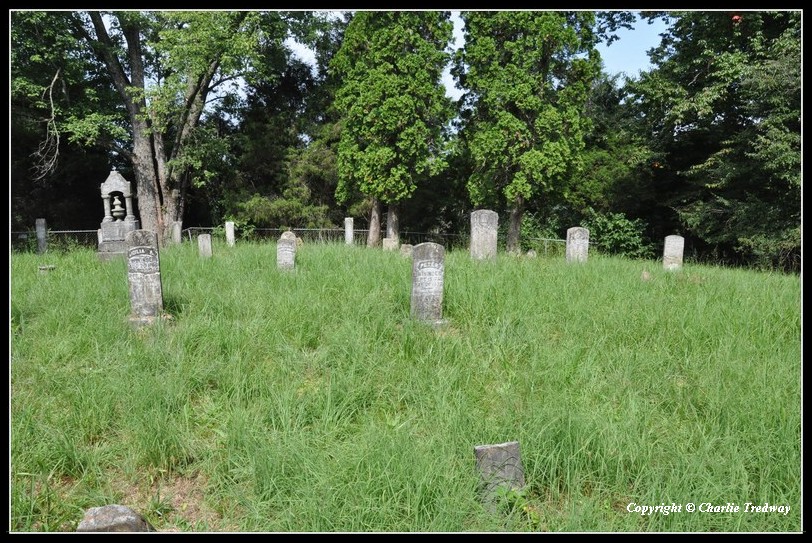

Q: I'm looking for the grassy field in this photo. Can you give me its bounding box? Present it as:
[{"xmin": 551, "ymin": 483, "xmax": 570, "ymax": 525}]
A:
[{"xmin": 9, "ymin": 241, "xmax": 801, "ymax": 532}]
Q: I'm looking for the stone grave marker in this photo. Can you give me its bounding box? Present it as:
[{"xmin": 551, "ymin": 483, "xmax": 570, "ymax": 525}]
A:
[
  {"xmin": 565, "ymin": 226, "xmax": 589, "ymax": 264},
  {"xmin": 198, "ymin": 233, "xmax": 212, "ymax": 258},
  {"xmin": 663, "ymin": 235, "xmax": 685, "ymax": 271},
  {"xmin": 126, "ymin": 230, "xmax": 164, "ymax": 327},
  {"xmin": 35, "ymin": 218, "xmax": 47, "ymax": 254},
  {"xmin": 277, "ymin": 230, "xmax": 297, "ymax": 270},
  {"xmin": 470, "ymin": 209, "xmax": 498, "ymax": 260},
  {"xmin": 474, "ymin": 441, "xmax": 526, "ymax": 514},
  {"xmin": 225, "ymin": 221, "xmax": 236, "ymax": 247},
  {"xmin": 345, "ymin": 217, "xmax": 354, "ymax": 245},
  {"xmin": 410, "ymin": 242, "xmax": 445, "ymax": 325},
  {"xmin": 77, "ymin": 505, "xmax": 155, "ymax": 532}
]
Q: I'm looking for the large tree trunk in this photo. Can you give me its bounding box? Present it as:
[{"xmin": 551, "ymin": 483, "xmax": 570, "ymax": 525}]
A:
[
  {"xmin": 506, "ymin": 194, "xmax": 524, "ymax": 254},
  {"xmin": 386, "ymin": 203, "xmax": 400, "ymax": 241},
  {"xmin": 367, "ymin": 198, "xmax": 382, "ymax": 247}
]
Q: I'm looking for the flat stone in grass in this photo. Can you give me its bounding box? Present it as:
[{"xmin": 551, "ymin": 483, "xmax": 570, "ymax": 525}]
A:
[
  {"xmin": 198, "ymin": 233, "xmax": 212, "ymax": 258},
  {"xmin": 410, "ymin": 242, "xmax": 445, "ymax": 325},
  {"xmin": 565, "ymin": 226, "xmax": 589, "ymax": 264},
  {"xmin": 470, "ymin": 209, "xmax": 498, "ymax": 260},
  {"xmin": 663, "ymin": 235, "xmax": 685, "ymax": 271},
  {"xmin": 277, "ymin": 230, "xmax": 297, "ymax": 270},
  {"xmin": 126, "ymin": 230, "xmax": 164, "ymax": 327},
  {"xmin": 76, "ymin": 504, "xmax": 155, "ymax": 532}
]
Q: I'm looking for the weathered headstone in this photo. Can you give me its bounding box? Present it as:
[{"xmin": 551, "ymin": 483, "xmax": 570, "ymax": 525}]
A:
[
  {"xmin": 526, "ymin": 249, "xmax": 537, "ymax": 258},
  {"xmin": 35, "ymin": 218, "xmax": 47, "ymax": 254},
  {"xmin": 77, "ymin": 505, "xmax": 155, "ymax": 532},
  {"xmin": 38, "ymin": 265, "xmax": 56, "ymax": 273},
  {"xmin": 344, "ymin": 217, "xmax": 354, "ymax": 245},
  {"xmin": 126, "ymin": 230, "xmax": 164, "ymax": 326},
  {"xmin": 225, "ymin": 221, "xmax": 236, "ymax": 247},
  {"xmin": 400, "ymin": 244, "xmax": 413, "ymax": 258},
  {"xmin": 198, "ymin": 233, "xmax": 212, "ymax": 258},
  {"xmin": 170, "ymin": 221, "xmax": 183, "ymax": 244},
  {"xmin": 277, "ymin": 231, "xmax": 297, "ymax": 270},
  {"xmin": 663, "ymin": 235, "xmax": 685, "ymax": 271},
  {"xmin": 470, "ymin": 209, "xmax": 498, "ymax": 260},
  {"xmin": 474, "ymin": 441, "xmax": 526, "ymax": 513},
  {"xmin": 98, "ymin": 170, "xmax": 140, "ymax": 261},
  {"xmin": 410, "ymin": 242, "xmax": 445, "ymax": 324},
  {"xmin": 565, "ymin": 226, "xmax": 589, "ymax": 264},
  {"xmin": 383, "ymin": 237, "xmax": 399, "ymax": 251}
]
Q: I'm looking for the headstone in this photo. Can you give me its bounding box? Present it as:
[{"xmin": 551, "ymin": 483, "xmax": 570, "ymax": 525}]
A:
[
  {"xmin": 410, "ymin": 242, "xmax": 445, "ymax": 324},
  {"xmin": 526, "ymin": 249, "xmax": 537, "ymax": 258},
  {"xmin": 198, "ymin": 234, "xmax": 212, "ymax": 258},
  {"xmin": 474, "ymin": 441, "xmax": 526, "ymax": 513},
  {"xmin": 98, "ymin": 170, "xmax": 140, "ymax": 261},
  {"xmin": 126, "ymin": 230, "xmax": 164, "ymax": 327},
  {"xmin": 76, "ymin": 504, "xmax": 155, "ymax": 532},
  {"xmin": 344, "ymin": 217, "xmax": 354, "ymax": 245},
  {"xmin": 663, "ymin": 235, "xmax": 685, "ymax": 271},
  {"xmin": 565, "ymin": 226, "xmax": 589, "ymax": 264},
  {"xmin": 225, "ymin": 221, "xmax": 236, "ymax": 247},
  {"xmin": 470, "ymin": 209, "xmax": 498, "ymax": 260},
  {"xmin": 277, "ymin": 231, "xmax": 297, "ymax": 270},
  {"xmin": 35, "ymin": 218, "xmax": 47, "ymax": 254},
  {"xmin": 38, "ymin": 265, "xmax": 56, "ymax": 273},
  {"xmin": 170, "ymin": 221, "xmax": 183, "ymax": 244},
  {"xmin": 383, "ymin": 237, "xmax": 399, "ymax": 251},
  {"xmin": 400, "ymin": 244, "xmax": 413, "ymax": 258}
]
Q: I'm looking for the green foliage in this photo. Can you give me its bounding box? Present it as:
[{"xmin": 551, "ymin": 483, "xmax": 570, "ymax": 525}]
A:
[
  {"xmin": 332, "ymin": 11, "xmax": 454, "ymax": 206},
  {"xmin": 629, "ymin": 11, "xmax": 801, "ymax": 271},
  {"xmin": 582, "ymin": 208, "xmax": 654, "ymax": 259},
  {"xmin": 454, "ymin": 11, "xmax": 602, "ymax": 250}
]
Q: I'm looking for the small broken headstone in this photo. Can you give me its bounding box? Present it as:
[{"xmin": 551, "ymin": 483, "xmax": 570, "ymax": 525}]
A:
[{"xmin": 474, "ymin": 441, "xmax": 526, "ymax": 513}]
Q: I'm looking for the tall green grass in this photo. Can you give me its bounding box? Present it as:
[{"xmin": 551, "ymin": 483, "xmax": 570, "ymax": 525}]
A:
[{"xmin": 10, "ymin": 242, "xmax": 801, "ymax": 532}]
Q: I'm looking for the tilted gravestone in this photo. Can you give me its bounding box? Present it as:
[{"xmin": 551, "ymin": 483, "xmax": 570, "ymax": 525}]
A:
[
  {"xmin": 474, "ymin": 441, "xmax": 526, "ymax": 513},
  {"xmin": 470, "ymin": 209, "xmax": 498, "ymax": 260},
  {"xmin": 663, "ymin": 235, "xmax": 685, "ymax": 271},
  {"xmin": 565, "ymin": 226, "xmax": 589, "ymax": 264},
  {"xmin": 410, "ymin": 242, "xmax": 445, "ymax": 325},
  {"xmin": 98, "ymin": 170, "xmax": 140, "ymax": 261},
  {"xmin": 344, "ymin": 217, "xmax": 354, "ymax": 245},
  {"xmin": 77, "ymin": 504, "xmax": 155, "ymax": 532},
  {"xmin": 277, "ymin": 231, "xmax": 297, "ymax": 270},
  {"xmin": 225, "ymin": 221, "xmax": 236, "ymax": 247},
  {"xmin": 198, "ymin": 233, "xmax": 212, "ymax": 258},
  {"xmin": 126, "ymin": 230, "xmax": 164, "ymax": 327}
]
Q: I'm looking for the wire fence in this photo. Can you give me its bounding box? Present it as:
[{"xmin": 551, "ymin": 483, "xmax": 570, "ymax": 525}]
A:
[{"xmin": 10, "ymin": 226, "xmax": 569, "ymax": 257}]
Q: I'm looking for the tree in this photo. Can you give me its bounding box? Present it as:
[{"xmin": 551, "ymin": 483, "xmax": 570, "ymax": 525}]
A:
[
  {"xmin": 331, "ymin": 11, "xmax": 454, "ymax": 247},
  {"xmin": 453, "ymin": 11, "xmax": 603, "ymax": 253},
  {"xmin": 629, "ymin": 10, "xmax": 801, "ymax": 270}
]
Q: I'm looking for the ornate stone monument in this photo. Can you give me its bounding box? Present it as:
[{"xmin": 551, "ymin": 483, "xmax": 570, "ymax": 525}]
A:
[{"xmin": 98, "ymin": 170, "xmax": 139, "ymax": 261}]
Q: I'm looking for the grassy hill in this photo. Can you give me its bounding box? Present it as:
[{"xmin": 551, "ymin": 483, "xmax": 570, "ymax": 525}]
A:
[{"xmin": 10, "ymin": 241, "xmax": 801, "ymax": 532}]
